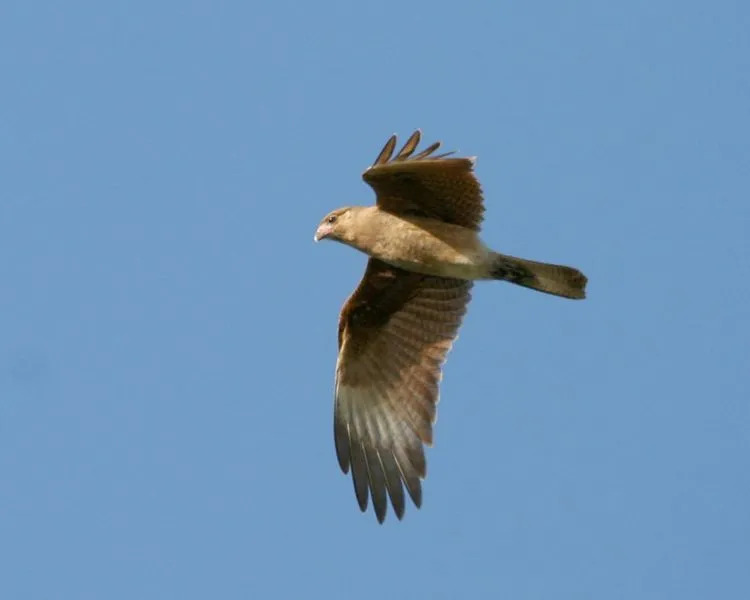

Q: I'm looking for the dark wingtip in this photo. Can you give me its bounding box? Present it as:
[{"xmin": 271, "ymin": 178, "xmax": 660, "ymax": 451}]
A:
[
  {"xmin": 354, "ymin": 484, "xmax": 368, "ymax": 512},
  {"xmin": 394, "ymin": 130, "xmax": 421, "ymax": 160},
  {"xmin": 375, "ymin": 507, "xmax": 386, "ymax": 524},
  {"xmin": 373, "ymin": 134, "xmax": 397, "ymax": 166}
]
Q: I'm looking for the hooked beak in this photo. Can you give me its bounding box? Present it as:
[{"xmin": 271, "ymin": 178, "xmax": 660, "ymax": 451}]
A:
[{"xmin": 314, "ymin": 223, "xmax": 332, "ymax": 242}]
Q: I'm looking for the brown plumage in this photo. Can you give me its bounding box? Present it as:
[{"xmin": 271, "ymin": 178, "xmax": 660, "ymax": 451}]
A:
[{"xmin": 315, "ymin": 131, "xmax": 587, "ymax": 523}]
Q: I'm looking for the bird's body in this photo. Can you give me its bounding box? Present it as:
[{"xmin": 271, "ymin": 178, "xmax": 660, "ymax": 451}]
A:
[
  {"xmin": 315, "ymin": 131, "xmax": 587, "ymax": 523},
  {"xmin": 334, "ymin": 206, "xmax": 492, "ymax": 280}
]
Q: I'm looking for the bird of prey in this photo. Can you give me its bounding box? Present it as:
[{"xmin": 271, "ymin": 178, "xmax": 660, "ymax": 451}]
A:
[{"xmin": 314, "ymin": 131, "xmax": 587, "ymax": 523}]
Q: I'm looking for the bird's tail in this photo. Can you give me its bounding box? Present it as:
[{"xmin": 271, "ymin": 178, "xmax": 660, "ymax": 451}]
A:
[{"xmin": 489, "ymin": 252, "xmax": 587, "ymax": 299}]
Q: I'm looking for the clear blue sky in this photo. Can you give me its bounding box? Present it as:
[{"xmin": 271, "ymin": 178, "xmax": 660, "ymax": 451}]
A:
[{"xmin": 1, "ymin": 1, "xmax": 748, "ymax": 598}]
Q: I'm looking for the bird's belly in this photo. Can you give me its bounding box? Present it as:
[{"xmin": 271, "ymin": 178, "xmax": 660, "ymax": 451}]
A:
[
  {"xmin": 374, "ymin": 229, "xmax": 490, "ymax": 280},
  {"xmin": 384, "ymin": 257, "xmax": 487, "ymax": 279}
]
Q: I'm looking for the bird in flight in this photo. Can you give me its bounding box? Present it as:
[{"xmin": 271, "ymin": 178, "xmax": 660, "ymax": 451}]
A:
[{"xmin": 314, "ymin": 131, "xmax": 587, "ymax": 522}]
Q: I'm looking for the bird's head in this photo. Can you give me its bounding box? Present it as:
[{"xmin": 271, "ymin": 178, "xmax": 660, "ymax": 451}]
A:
[{"xmin": 314, "ymin": 207, "xmax": 355, "ymax": 242}]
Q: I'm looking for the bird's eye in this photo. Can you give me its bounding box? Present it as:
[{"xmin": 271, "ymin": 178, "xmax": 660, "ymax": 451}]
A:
[{"xmin": 326, "ymin": 215, "xmax": 337, "ymax": 224}]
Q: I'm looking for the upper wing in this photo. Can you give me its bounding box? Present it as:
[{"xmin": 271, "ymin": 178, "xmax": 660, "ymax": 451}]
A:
[
  {"xmin": 335, "ymin": 258, "xmax": 472, "ymax": 522},
  {"xmin": 362, "ymin": 130, "xmax": 485, "ymax": 230}
]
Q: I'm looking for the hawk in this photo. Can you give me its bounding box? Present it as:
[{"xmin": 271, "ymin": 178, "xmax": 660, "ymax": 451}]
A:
[{"xmin": 314, "ymin": 131, "xmax": 587, "ymax": 522}]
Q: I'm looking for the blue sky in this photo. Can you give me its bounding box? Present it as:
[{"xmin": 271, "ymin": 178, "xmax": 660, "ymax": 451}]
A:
[{"xmin": 1, "ymin": 1, "xmax": 748, "ymax": 598}]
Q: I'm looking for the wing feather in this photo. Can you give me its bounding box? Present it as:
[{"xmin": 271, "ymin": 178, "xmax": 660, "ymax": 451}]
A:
[
  {"xmin": 378, "ymin": 450, "xmax": 406, "ymax": 519},
  {"xmin": 334, "ymin": 258, "xmax": 471, "ymax": 521},
  {"xmin": 394, "ymin": 130, "xmax": 421, "ymax": 160},
  {"xmin": 372, "ymin": 134, "xmax": 397, "ymax": 166},
  {"xmin": 349, "ymin": 433, "xmax": 369, "ymax": 511},
  {"xmin": 363, "ymin": 131, "xmax": 485, "ymax": 230},
  {"xmin": 411, "ymin": 140, "xmax": 442, "ymax": 160}
]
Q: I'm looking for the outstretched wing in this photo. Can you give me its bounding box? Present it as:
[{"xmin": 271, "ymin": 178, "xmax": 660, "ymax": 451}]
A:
[
  {"xmin": 335, "ymin": 258, "xmax": 472, "ymax": 522},
  {"xmin": 363, "ymin": 130, "xmax": 485, "ymax": 230}
]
